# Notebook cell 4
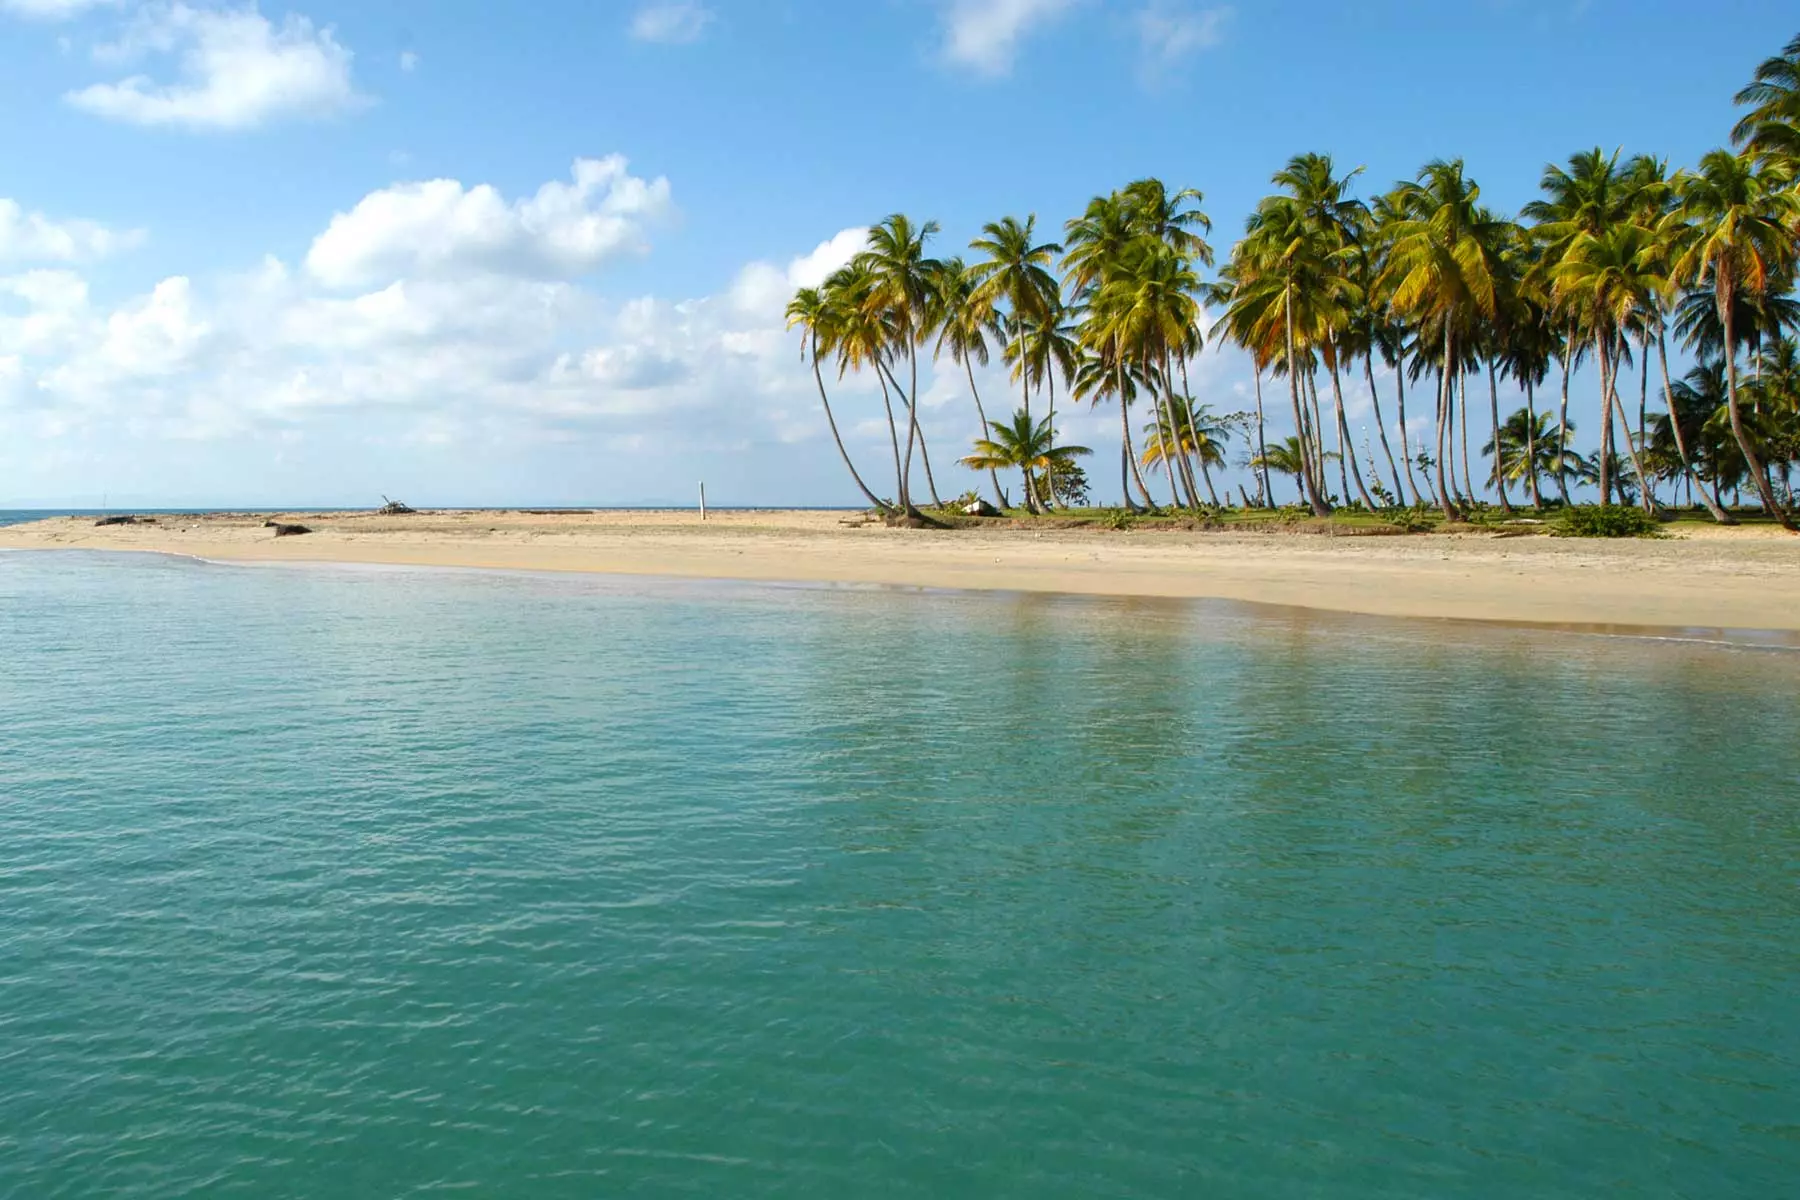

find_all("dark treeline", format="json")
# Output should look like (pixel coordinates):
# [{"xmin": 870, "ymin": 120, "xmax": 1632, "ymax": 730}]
[{"xmin": 789, "ymin": 34, "xmax": 1800, "ymax": 529}]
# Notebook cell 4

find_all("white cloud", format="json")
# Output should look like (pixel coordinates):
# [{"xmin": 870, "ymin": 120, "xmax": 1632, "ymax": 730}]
[
  {"xmin": 305, "ymin": 156, "xmax": 674, "ymax": 288},
  {"xmin": 0, "ymin": 0, "xmax": 117, "ymax": 18},
  {"xmin": 399, "ymin": 49, "xmax": 418, "ymax": 72},
  {"xmin": 64, "ymin": 3, "xmax": 363, "ymax": 130},
  {"xmin": 1134, "ymin": 2, "xmax": 1229, "ymax": 81},
  {"xmin": 628, "ymin": 1, "xmax": 712, "ymax": 44},
  {"xmin": 940, "ymin": 0, "xmax": 1077, "ymax": 75},
  {"xmin": 0, "ymin": 199, "xmax": 143, "ymax": 263}
]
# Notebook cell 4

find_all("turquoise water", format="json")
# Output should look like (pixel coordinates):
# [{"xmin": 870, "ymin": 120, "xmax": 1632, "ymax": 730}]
[{"xmin": 3, "ymin": 551, "xmax": 1797, "ymax": 1198}]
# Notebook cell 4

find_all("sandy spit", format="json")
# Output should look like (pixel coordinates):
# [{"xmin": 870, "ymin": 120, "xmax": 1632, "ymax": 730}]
[{"xmin": 4, "ymin": 509, "xmax": 1799, "ymax": 634}]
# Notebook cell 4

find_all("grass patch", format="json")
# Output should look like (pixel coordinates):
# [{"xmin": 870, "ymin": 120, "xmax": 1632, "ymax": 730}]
[{"xmin": 1553, "ymin": 506, "xmax": 1665, "ymax": 538}]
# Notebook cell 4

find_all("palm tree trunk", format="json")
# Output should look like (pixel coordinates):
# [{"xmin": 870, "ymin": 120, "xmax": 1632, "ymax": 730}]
[
  {"xmin": 1150, "ymin": 358, "xmax": 1185, "ymax": 509},
  {"xmin": 1458, "ymin": 370, "xmax": 1475, "ymax": 506},
  {"xmin": 1018, "ymin": 322, "xmax": 1038, "ymax": 514},
  {"xmin": 1444, "ymin": 369, "xmax": 1460, "ymax": 502},
  {"xmin": 1556, "ymin": 323, "xmax": 1575, "ymax": 505},
  {"xmin": 1328, "ymin": 353, "xmax": 1375, "ymax": 508},
  {"xmin": 1395, "ymin": 357, "xmax": 1422, "ymax": 505},
  {"xmin": 1655, "ymin": 327, "xmax": 1733, "ymax": 524},
  {"xmin": 1197, "ymin": 452, "xmax": 1221, "ymax": 506},
  {"xmin": 875, "ymin": 368, "xmax": 906, "ymax": 506},
  {"xmin": 1115, "ymin": 357, "xmax": 1155, "ymax": 510},
  {"xmin": 964, "ymin": 358, "xmax": 1005, "ymax": 508},
  {"xmin": 1603, "ymin": 332, "xmax": 1654, "ymax": 514},
  {"xmin": 1287, "ymin": 287, "xmax": 1330, "ymax": 516},
  {"xmin": 810, "ymin": 334, "xmax": 890, "ymax": 513},
  {"xmin": 885, "ymin": 356, "xmax": 933, "ymax": 514},
  {"xmin": 1252, "ymin": 365, "xmax": 1273, "ymax": 507},
  {"xmin": 1044, "ymin": 367, "xmax": 1059, "ymax": 509},
  {"xmin": 914, "ymin": 418, "xmax": 945, "ymax": 507},
  {"xmin": 1720, "ymin": 292, "xmax": 1794, "ymax": 529},
  {"xmin": 1525, "ymin": 377, "xmax": 1541, "ymax": 510},
  {"xmin": 1363, "ymin": 354, "xmax": 1406, "ymax": 506},
  {"xmin": 1487, "ymin": 358, "xmax": 1512, "ymax": 513},
  {"xmin": 1306, "ymin": 371, "xmax": 1330, "ymax": 495},
  {"xmin": 1433, "ymin": 323, "xmax": 1457, "ymax": 518},
  {"xmin": 1593, "ymin": 332, "xmax": 1612, "ymax": 506},
  {"xmin": 1176, "ymin": 351, "xmax": 1209, "ymax": 511}
]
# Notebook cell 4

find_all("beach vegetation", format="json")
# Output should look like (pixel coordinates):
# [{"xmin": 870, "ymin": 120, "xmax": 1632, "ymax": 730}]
[{"xmin": 792, "ymin": 34, "xmax": 1800, "ymax": 533}]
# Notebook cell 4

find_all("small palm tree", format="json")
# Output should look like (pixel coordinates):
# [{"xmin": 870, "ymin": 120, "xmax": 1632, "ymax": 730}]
[
  {"xmin": 1140, "ymin": 397, "xmax": 1236, "ymax": 505},
  {"xmin": 960, "ymin": 410, "xmax": 1092, "ymax": 509},
  {"xmin": 1248, "ymin": 436, "xmax": 1335, "ymax": 505},
  {"xmin": 1481, "ymin": 408, "xmax": 1582, "ymax": 496}
]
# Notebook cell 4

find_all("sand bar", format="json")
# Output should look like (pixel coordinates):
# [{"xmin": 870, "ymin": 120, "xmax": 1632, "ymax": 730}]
[{"xmin": 4, "ymin": 509, "xmax": 1799, "ymax": 635}]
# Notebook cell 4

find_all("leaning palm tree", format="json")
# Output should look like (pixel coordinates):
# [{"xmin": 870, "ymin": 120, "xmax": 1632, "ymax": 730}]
[
  {"xmin": 959, "ymin": 409, "xmax": 1092, "ymax": 507},
  {"xmin": 786, "ymin": 287, "xmax": 892, "ymax": 513},
  {"xmin": 1669, "ymin": 149, "xmax": 1800, "ymax": 528},
  {"xmin": 856, "ymin": 215, "xmax": 945, "ymax": 517}
]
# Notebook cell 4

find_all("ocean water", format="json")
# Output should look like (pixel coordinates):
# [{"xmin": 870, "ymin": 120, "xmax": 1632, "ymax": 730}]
[{"xmin": 2, "ymin": 551, "xmax": 1797, "ymax": 1198}]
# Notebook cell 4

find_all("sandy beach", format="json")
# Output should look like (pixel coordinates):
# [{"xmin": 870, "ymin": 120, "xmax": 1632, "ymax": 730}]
[{"xmin": 4, "ymin": 508, "xmax": 1799, "ymax": 634}]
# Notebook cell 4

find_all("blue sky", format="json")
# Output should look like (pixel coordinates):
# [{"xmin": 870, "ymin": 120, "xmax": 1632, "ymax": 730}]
[{"xmin": 0, "ymin": 0, "xmax": 1791, "ymax": 508}]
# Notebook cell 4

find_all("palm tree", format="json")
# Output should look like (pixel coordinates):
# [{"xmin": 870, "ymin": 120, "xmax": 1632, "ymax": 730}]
[
  {"xmin": 786, "ymin": 287, "xmax": 892, "ymax": 513},
  {"xmin": 1669, "ymin": 149, "xmax": 1800, "ymax": 528},
  {"xmin": 1523, "ymin": 148, "xmax": 1626, "ymax": 505},
  {"xmin": 856, "ymin": 215, "xmax": 945, "ymax": 516},
  {"xmin": 1733, "ymin": 33, "xmax": 1800, "ymax": 166},
  {"xmin": 1247, "ymin": 436, "xmax": 1318, "ymax": 505},
  {"xmin": 1381, "ymin": 159, "xmax": 1511, "ymax": 518},
  {"xmin": 931, "ymin": 257, "xmax": 1007, "ymax": 507},
  {"xmin": 1140, "ymin": 397, "xmax": 1236, "ymax": 505},
  {"xmin": 1092, "ymin": 238, "xmax": 1207, "ymax": 510},
  {"xmin": 960, "ymin": 409, "xmax": 1091, "ymax": 506},
  {"xmin": 1652, "ymin": 361, "xmax": 1735, "ymax": 510},
  {"xmin": 1551, "ymin": 223, "xmax": 1659, "ymax": 510},
  {"xmin": 825, "ymin": 261, "xmax": 907, "ymax": 500},
  {"xmin": 1221, "ymin": 195, "xmax": 1338, "ymax": 515},
  {"xmin": 1008, "ymin": 302, "xmax": 1081, "ymax": 508},
  {"xmin": 1482, "ymin": 408, "xmax": 1582, "ymax": 497},
  {"xmin": 970, "ymin": 215, "xmax": 1063, "ymax": 512}
]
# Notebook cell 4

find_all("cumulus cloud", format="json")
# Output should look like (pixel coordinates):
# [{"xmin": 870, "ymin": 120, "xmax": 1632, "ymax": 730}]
[
  {"xmin": 1134, "ymin": 2, "xmax": 1229, "ymax": 81},
  {"xmin": 940, "ymin": 0, "xmax": 1077, "ymax": 75},
  {"xmin": 305, "ymin": 156, "xmax": 674, "ymax": 288},
  {"xmin": 628, "ymin": 1, "xmax": 712, "ymax": 44},
  {"xmin": 0, "ymin": 198, "xmax": 144, "ymax": 263},
  {"xmin": 64, "ymin": 3, "xmax": 363, "ymax": 130}
]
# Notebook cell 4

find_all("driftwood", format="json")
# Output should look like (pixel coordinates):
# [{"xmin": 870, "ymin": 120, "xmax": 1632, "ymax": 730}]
[
  {"xmin": 264, "ymin": 522, "xmax": 312, "ymax": 537},
  {"xmin": 377, "ymin": 495, "xmax": 416, "ymax": 515},
  {"xmin": 95, "ymin": 515, "xmax": 154, "ymax": 527}
]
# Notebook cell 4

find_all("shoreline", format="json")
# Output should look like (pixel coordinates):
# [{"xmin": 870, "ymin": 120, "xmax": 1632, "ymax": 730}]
[{"xmin": 4, "ymin": 509, "xmax": 1800, "ymax": 636}]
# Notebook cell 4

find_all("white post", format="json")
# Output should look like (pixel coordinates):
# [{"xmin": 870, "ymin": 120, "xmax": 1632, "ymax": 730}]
[{"xmin": 699, "ymin": 481, "xmax": 707, "ymax": 521}]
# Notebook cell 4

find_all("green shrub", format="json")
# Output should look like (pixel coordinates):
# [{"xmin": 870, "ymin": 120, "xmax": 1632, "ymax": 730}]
[{"xmin": 1554, "ymin": 505, "xmax": 1663, "ymax": 538}]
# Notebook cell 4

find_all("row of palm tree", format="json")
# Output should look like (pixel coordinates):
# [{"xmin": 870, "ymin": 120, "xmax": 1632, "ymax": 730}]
[{"xmin": 790, "ymin": 33, "xmax": 1800, "ymax": 529}]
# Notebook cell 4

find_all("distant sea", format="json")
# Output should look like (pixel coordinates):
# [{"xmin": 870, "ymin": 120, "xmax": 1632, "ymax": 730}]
[{"xmin": 3, "ymin": 550, "xmax": 1798, "ymax": 1197}]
